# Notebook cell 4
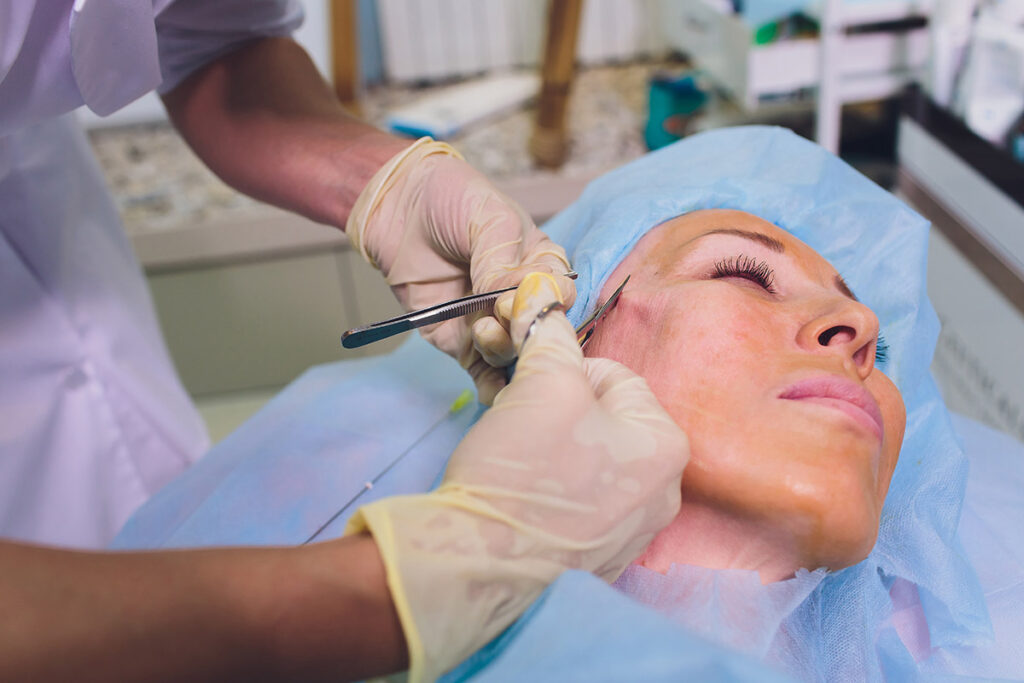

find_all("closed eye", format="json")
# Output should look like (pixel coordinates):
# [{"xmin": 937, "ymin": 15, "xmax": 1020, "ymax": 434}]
[{"xmin": 712, "ymin": 255, "xmax": 777, "ymax": 294}]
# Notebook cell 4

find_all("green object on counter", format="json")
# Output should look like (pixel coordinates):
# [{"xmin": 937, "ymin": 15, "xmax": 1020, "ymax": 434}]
[
  {"xmin": 449, "ymin": 389, "xmax": 474, "ymax": 414},
  {"xmin": 753, "ymin": 13, "xmax": 819, "ymax": 45},
  {"xmin": 645, "ymin": 72, "xmax": 709, "ymax": 151},
  {"xmin": 754, "ymin": 21, "xmax": 779, "ymax": 45}
]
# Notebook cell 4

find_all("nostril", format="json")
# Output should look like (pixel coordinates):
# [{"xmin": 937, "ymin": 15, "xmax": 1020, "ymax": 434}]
[
  {"xmin": 818, "ymin": 325, "xmax": 856, "ymax": 347},
  {"xmin": 853, "ymin": 342, "xmax": 870, "ymax": 368}
]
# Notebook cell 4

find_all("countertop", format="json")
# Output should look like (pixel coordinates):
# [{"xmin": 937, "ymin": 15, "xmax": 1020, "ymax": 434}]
[{"xmin": 89, "ymin": 60, "xmax": 681, "ymax": 239}]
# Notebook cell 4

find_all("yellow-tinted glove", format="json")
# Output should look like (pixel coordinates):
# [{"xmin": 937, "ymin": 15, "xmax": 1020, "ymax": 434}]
[
  {"xmin": 346, "ymin": 138, "xmax": 576, "ymax": 405},
  {"xmin": 346, "ymin": 273, "xmax": 690, "ymax": 683}
]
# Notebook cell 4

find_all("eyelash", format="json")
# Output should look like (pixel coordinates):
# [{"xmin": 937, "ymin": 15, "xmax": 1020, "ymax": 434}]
[
  {"xmin": 712, "ymin": 255, "xmax": 777, "ymax": 293},
  {"xmin": 875, "ymin": 333, "xmax": 889, "ymax": 364}
]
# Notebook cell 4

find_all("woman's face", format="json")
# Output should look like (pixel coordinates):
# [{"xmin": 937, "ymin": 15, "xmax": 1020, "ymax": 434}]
[{"xmin": 585, "ymin": 210, "xmax": 906, "ymax": 575}]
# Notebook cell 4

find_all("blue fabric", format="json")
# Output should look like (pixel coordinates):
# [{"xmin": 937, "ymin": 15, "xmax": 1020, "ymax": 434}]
[
  {"xmin": 114, "ymin": 126, "xmax": 1024, "ymax": 680},
  {"xmin": 113, "ymin": 338, "xmax": 478, "ymax": 549},
  {"xmin": 442, "ymin": 571, "xmax": 794, "ymax": 682},
  {"xmin": 918, "ymin": 414, "xmax": 1024, "ymax": 680}
]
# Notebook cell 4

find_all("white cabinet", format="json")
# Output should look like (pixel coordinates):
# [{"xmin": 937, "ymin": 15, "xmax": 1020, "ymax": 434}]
[{"xmin": 660, "ymin": 0, "xmax": 931, "ymax": 111}]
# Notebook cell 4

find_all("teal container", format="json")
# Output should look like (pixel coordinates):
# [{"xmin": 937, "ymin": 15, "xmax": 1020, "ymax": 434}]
[{"xmin": 645, "ymin": 72, "xmax": 709, "ymax": 151}]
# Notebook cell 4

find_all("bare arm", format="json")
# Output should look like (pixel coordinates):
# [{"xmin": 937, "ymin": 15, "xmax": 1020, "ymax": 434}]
[
  {"xmin": 161, "ymin": 36, "xmax": 408, "ymax": 229},
  {"xmin": 0, "ymin": 535, "xmax": 407, "ymax": 682}
]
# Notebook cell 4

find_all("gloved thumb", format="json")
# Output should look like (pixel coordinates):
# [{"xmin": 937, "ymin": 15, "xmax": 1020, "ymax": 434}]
[
  {"xmin": 491, "ymin": 273, "xmax": 586, "ymax": 406},
  {"xmin": 585, "ymin": 358, "xmax": 692, "ymax": 459},
  {"xmin": 509, "ymin": 272, "xmax": 572, "ymax": 349}
]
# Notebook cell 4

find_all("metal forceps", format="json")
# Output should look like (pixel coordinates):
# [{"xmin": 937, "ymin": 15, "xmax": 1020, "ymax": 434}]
[{"xmin": 341, "ymin": 271, "xmax": 579, "ymax": 349}]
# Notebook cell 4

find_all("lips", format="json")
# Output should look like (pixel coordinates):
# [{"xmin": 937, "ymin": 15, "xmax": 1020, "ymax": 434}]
[{"xmin": 779, "ymin": 376, "xmax": 884, "ymax": 440}]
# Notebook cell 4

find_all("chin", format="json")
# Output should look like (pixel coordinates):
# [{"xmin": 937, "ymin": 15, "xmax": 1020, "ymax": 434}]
[
  {"xmin": 794, "ymin": 493, "xmax": 883, "ymax": 572},
  {"xmin": 739, "ymin": 456, "xmax": 885, "ymax": 575}
]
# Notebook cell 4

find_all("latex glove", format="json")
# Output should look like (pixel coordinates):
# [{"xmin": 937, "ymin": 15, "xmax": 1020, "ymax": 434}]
[
  {"xmin": 346, "ymin": 272, "xmax": 689, "ymax": 683},
  {"xmin": 346, "ymin": 137, "xmax": 576, "ymax": 405}
]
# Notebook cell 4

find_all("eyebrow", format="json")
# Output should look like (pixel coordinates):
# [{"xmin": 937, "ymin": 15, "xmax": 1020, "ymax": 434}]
[
  {"xmin": 697, "ymin": 228, "xmax": 786, "ymax": 253},
  {"xmin": 835, "ymin": 275, "xmax": 859, "ymax": 302}
]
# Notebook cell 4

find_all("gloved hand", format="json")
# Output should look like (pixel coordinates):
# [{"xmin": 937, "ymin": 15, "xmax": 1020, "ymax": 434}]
[
  {"xmin": 346, "ymin": 137, "xmax": 576, "ymax": 405},
  {"xmin": 346, "ymin": 273, "xmax": 690, "ymax": 683}
]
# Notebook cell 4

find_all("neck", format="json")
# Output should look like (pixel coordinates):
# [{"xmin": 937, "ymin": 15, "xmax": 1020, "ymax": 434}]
[{"xmin": 632, "ymin": 498, "xmax": 812, "ymax": 584}]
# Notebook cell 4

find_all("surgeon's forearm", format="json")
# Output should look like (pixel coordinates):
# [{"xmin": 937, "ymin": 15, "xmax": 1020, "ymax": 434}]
[
  {"xmin": 263, "ymin": 534, "xmax": 409, "ymax": 681},
  {"xmin": 0, "ymin": 535, "xmax": 407, "ymax": 682},
  {"xmin": 162, "ymin": 36, "xmax": 407, "ymax": 229}
]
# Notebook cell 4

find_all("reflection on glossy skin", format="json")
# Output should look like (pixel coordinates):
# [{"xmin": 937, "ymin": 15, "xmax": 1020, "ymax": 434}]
[{"xmin": 585, "ymin": 210, "xmax": 906, "ymax": 583}]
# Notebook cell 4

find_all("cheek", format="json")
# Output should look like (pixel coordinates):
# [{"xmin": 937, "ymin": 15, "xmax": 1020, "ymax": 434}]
[
  {"xmin": 583, "ymin": 287, "xmax": 718, "ymax": 367},
  {"xmin": 587, "ymin": 288, "xmax": 783, "ymax": 425},
  {"xmin": 583, "ymin": 292, "xmax": 674, "ymax": 377},
  {"xmin": 654, "ymin": 297, "xmax": 781, "ymax": 412},
  {"xmin": 871, "ymin": 372, "xmax": 906, "ymax": 501},
  {"xmin": 588, "ymin": 291, "xmax": 741, "ymax": 397}
]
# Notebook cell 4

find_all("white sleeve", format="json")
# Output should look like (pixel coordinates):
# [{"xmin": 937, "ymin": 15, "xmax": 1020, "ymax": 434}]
[{"xmin": 155, "ymin": 0, "xmax": 305, "ymax": 94}]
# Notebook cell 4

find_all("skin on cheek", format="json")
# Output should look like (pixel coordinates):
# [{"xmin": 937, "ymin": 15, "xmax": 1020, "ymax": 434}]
[
  {"xmin": 870, "ymin": 372, "xmax": 906, "ymax": 503},
  {"xmin": 585, "ymin": 291, "xmax": 673, "ymax": 375}
]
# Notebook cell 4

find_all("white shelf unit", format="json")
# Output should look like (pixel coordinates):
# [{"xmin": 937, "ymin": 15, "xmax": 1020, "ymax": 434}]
[{"xmin": 660, "ymin": 0, "xmax": 933, "ymax": 150}]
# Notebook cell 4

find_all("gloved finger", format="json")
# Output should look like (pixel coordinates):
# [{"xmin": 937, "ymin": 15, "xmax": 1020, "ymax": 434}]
[
  {"xmin": 466, "ymin": 191, "xmax": 564, "ymax": 285},
  {"xmin": 486, "ymin": 273, "xmax": 586, "ymax": 409},
  {"xmin": 584, "ymin": 357, "xmax": 691, "ymax": 467},
  {"xmin": 490, "ymin": 268, "xmax": 576, "ymax": 331},
  {"xmin": 585, "ymin": 358, "xmax": 688, "ymax": 481},
  {"xmin": 513, "ymin": 311, "xmax": 582, "ymax": 370},
  {"xmin": 508, "ymin": 272, "xmax": 569, "ymax": 350},
  {"xmin": 471, "ymin": 316, "xmax": 516, "ymax": 368},
  {"xmin": 469, "ymin": 206, "xmax": 573, "ymax": 289},
  {"xmin": 420, "ymin": 310, "xmax": 475, "ymax": 365},
  {"xmin": 473, "ymin": 272, "xmax": 593, "ymax": 423},
  {"xmin": 465, "ymin": 357, "xmax": 506, "ymax": 407},
  {"xmin": 494, "ymin": 290, "xmax": 515, "ymax": 327}
]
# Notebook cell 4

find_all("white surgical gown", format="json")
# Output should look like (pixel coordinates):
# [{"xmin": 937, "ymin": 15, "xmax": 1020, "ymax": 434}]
[{"xmin": 0, "ymin": 0, "xmax": 301, "ymax": 548}]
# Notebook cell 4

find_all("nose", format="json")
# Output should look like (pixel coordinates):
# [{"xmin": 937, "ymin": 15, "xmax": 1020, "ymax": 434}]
[{"xmin": 797, "ymin": 298, "xmax": 881, "ymax": 378}]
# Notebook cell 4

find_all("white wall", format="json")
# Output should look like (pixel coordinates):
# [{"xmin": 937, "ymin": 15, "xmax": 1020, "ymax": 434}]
[{"xmin": 374, "ymin": 0, "xmax": 666, "ymax": 83}]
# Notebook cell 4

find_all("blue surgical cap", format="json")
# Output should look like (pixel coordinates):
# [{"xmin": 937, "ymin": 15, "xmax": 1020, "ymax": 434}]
[{"xmin": 544, "ymin": 126, "xmax": 992, "ymax": 679}]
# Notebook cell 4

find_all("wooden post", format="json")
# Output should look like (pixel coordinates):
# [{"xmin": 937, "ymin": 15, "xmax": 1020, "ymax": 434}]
[
  {"xmin": 530, "ymin": 0, "xmax": 584, "ymax": 168},
  {"xmin": 330, "ymin": 0, "xmax": 361, "ymax": 115}
]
